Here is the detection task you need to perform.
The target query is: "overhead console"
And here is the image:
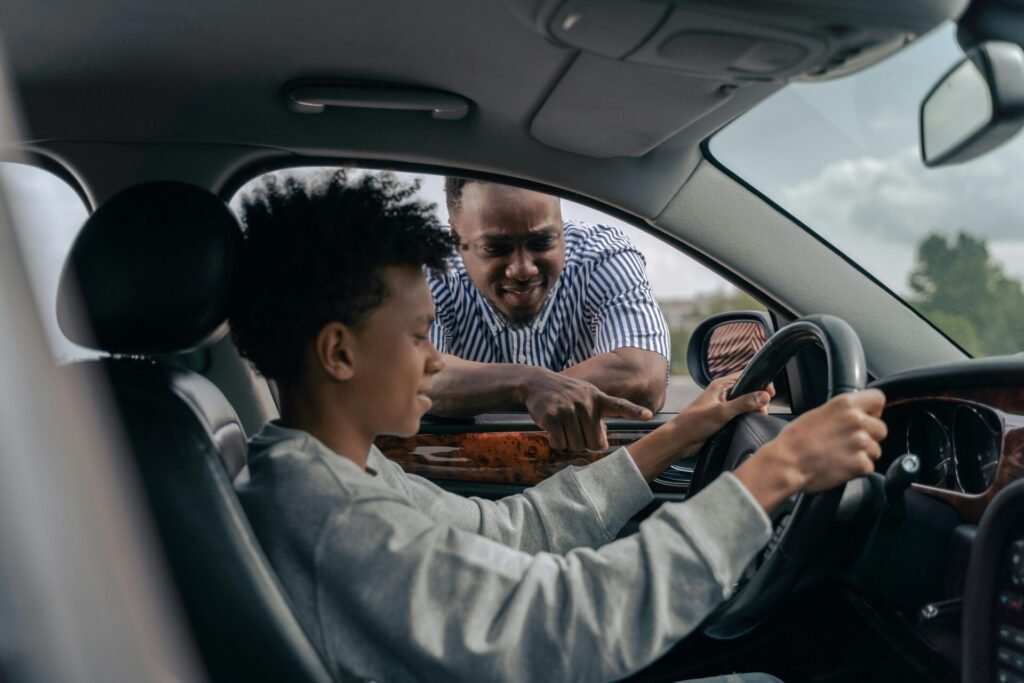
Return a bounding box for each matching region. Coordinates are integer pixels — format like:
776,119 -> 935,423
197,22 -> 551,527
502,0 -> 967,157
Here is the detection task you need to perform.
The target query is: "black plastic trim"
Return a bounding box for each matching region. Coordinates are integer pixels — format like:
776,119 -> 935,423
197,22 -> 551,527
963,477 -> 1024,682
871,356 -> 1024,394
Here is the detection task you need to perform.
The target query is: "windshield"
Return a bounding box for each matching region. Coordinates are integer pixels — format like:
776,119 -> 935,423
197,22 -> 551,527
711,23 -> 1024,358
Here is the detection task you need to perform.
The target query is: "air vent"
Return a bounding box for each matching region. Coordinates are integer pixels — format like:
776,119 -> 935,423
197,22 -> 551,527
655,459 -> 695,489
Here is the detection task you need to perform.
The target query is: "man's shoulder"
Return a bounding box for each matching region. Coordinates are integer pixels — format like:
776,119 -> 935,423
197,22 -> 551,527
426,257 -> 475,311
563,220 -> 639,265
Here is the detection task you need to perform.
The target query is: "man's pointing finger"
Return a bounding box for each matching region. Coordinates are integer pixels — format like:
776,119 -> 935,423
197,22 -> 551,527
598,394 -> 653,421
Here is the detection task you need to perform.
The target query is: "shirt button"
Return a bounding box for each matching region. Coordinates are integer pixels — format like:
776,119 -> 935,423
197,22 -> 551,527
518,353 -> 526,363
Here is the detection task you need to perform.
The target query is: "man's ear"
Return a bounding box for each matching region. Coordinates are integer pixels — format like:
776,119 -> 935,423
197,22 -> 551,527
314,321 -> 356,382
449,224 -> 467,252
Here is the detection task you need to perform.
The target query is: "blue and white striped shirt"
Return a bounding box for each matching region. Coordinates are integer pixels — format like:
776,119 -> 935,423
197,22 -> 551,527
428,221 -> 670,371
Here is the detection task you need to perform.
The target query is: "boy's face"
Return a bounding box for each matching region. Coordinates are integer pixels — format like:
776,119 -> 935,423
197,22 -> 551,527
351,265 -> 443,437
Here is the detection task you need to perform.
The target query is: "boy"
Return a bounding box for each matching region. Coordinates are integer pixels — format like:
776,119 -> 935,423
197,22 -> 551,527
230,171 -> 886,682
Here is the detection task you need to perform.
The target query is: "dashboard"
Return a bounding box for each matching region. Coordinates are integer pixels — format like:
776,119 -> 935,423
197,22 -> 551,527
871,360 -> 1024,682
882,398 -> 1002,493
874,360 -> 1024,524
964,478 -> 1024,683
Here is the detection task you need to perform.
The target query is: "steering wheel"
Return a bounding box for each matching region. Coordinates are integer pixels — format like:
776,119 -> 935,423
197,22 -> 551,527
692,314 -> 867,639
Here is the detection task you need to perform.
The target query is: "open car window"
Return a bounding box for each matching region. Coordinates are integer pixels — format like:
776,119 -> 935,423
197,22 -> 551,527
231,168 -> 766,412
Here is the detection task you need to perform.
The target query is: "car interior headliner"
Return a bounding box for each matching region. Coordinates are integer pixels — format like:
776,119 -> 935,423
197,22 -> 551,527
0,0 -> 965,217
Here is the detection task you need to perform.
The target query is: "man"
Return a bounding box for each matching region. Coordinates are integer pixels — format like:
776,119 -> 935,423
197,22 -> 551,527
428,178 -> 670,450
230,170 -> 887,683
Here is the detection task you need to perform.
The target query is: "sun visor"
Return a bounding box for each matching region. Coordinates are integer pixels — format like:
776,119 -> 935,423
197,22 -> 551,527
530,54 -> 737,157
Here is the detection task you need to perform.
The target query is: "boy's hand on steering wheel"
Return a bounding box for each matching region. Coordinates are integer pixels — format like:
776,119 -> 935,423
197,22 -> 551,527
626,372 -> 772,481
673,372 -> 774,448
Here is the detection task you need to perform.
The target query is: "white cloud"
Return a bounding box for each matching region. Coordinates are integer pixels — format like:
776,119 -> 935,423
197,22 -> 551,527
777,141 -> 1024,293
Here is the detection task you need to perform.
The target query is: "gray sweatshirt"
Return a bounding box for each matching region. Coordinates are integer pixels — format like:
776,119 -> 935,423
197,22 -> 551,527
237,422 -> 772,683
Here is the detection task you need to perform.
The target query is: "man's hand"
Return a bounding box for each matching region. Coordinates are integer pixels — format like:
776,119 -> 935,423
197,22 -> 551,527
671,373 -> 774,450
520,368 -> 653,451
735,389 -> 888,512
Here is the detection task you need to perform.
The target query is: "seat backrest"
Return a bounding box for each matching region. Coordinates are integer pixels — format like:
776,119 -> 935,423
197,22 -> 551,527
57,182 -> 334,683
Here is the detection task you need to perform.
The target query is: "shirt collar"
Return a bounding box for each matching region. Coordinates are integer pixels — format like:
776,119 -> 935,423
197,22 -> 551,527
252,421 -> 378,476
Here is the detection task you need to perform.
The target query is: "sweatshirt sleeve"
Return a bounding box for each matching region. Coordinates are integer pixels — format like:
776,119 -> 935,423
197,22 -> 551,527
314,471 -> 772,683
373,445 -> 653,554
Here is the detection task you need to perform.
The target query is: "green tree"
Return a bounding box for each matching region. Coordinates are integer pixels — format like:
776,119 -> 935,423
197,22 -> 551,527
669,328 -> 691,376
908,231 -> 1024,356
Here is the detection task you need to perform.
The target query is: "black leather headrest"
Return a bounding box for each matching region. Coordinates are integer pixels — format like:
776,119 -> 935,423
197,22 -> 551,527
58,182 -> 242,354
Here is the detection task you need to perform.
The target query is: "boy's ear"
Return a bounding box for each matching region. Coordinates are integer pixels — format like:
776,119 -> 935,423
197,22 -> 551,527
314,322 -> 356,382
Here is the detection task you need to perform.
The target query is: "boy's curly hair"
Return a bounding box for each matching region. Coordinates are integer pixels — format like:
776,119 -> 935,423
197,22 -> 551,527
229,170 -> 454,383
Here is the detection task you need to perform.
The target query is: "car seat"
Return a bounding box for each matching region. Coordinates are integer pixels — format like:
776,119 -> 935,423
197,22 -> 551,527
56,181 -> 334,683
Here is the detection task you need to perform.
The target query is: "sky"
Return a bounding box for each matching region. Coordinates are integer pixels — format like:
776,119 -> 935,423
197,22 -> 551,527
712,23 -> 1024,296
11,20 -> 1024,358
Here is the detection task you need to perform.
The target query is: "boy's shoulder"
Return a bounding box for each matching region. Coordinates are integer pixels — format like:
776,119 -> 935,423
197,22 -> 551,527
240,423 -> 404,510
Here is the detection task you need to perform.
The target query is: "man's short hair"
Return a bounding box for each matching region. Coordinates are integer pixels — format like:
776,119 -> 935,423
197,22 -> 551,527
229,170 -> 453,383
444,176 -> 486,217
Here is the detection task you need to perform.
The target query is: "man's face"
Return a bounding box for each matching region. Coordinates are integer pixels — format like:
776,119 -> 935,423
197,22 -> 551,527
450,184 -> 565,322
350,266 -> 443,437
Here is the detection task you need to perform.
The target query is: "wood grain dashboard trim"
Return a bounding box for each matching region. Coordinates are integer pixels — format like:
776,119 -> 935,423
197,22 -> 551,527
376,430 -> 652,486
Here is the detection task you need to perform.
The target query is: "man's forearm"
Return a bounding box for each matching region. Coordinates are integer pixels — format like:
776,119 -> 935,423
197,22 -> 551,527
427,354 -> 537,416
561,348 -> 668,411
429,354 -> 655,450
430,349 -> 667,418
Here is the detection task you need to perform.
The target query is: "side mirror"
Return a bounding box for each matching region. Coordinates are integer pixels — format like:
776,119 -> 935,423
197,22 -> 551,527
686,311 -> 773,388
921,41 -> 1024,167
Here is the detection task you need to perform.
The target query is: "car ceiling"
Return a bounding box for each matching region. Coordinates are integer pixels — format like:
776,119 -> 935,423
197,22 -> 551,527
0,0 -> 974,377
0,0 -> 965,216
